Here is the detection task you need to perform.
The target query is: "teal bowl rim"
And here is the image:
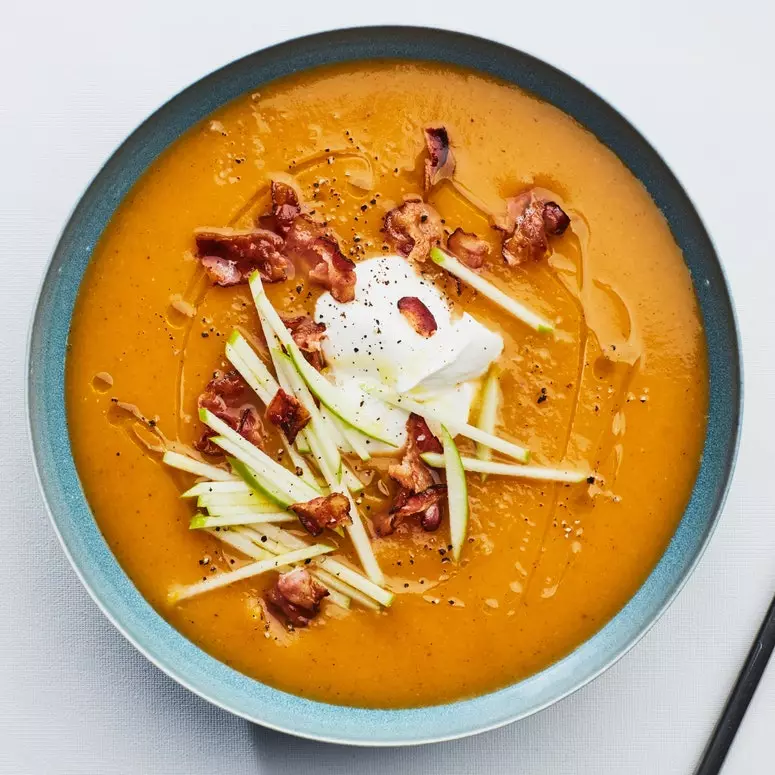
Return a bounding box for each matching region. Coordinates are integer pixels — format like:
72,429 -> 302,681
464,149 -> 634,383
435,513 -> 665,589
27,26 -> 742,746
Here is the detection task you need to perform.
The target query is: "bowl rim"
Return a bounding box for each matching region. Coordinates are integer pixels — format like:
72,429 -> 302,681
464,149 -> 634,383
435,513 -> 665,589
27,25 -> 743,746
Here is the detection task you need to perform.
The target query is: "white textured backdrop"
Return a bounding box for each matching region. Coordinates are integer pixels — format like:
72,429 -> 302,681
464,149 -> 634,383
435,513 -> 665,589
1,1 -> 773,773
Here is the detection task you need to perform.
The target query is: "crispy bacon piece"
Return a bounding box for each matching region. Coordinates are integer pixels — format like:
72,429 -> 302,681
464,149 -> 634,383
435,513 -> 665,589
387,455 -> 433,493
256,181 -> 303,235
281,216 -> 357,303
283,214 -> 322,257
280,313 -> 328,371
391,484 -> 447,520
265,568 -> 329,627
542,201 -> 571,236
496,191 -> 571,266
372,510 -> 397,538
388,414 -> 442,491
408,413 -> 443,454
375,485 -> 446,536
291,493 -> 352,537
270,181 -> 301,235
196,402 -> 265,454
195,228 -> 290,285
424,127 -> 455,191
235,407 -> 265,448
499,192 -> 547,265
265,388 -> 310,444
307,236 -> 357,303
380,414 -> 444,535
276,568 -> 328,609
195,370 -> 265,455
447,227 -> 490,270
383,198 -> 443,263
397,296 -> 437,337
205,370 -> 245,399
199,255 -> 242,286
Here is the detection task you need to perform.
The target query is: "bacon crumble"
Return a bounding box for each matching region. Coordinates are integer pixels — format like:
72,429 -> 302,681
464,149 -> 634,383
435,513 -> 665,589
447,227 -> 490,270
205,370 -> 245,399
235,407 -> 264,447
390,484 -> 447,520
281,216 -> 357,303
265,568 -> 329,628
291,492 -> 352,537
195,228 -> 290,285
375,484 -> 446,536
387,415 -> 442,492
265,388 -> 311,444
542,201 -> 571,236
409,414 -> 444,454
424,127 -> 455,191
199,255 -> 242,286
307,236 -> 357,303
269,181 -> 301,235
200,180 -> 357,301
397,296 -> 437,337
388,452 -> 434,494
280,313 -> 327,371
195,370 -> 265,455
383,198 -> 444,263
282,214 -> 322,256
496,191 -> 571,266
379,414 -> 444,536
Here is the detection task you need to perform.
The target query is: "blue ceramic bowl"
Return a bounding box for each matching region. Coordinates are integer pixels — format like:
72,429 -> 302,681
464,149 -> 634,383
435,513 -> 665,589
28,27 -> 742,745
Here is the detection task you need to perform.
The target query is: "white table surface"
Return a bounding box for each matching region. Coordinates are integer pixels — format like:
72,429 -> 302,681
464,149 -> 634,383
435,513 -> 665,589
2,1 -> 773,772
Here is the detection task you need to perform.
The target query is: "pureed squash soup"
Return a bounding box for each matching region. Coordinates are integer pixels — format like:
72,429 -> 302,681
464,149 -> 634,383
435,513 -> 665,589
66,61 -> 708,708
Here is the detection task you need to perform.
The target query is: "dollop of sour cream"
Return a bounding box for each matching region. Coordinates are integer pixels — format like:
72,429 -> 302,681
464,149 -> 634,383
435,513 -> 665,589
315,255 -> 503,450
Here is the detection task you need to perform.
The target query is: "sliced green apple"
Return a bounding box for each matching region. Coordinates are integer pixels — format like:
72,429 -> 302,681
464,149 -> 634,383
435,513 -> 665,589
256,524 -> 394,607
204,526 -> 274,561
475,368 -> 501,482
200,408 -> 319,503
168,543 -> 333,603
181,480 -> 251,498
225,455 -> 295,510
323,407 -> 372,461
280,434 -> 324,494
430,247 -> 554,333
441,425 -> 469,562
362,385 -> 530,464
190,512 -> 293,529
301,428 -> 383,584
196,491 -> 280,510
162,450 -> 236,482
271,348 -> 342,479
308,566 -> 376,611
226,528 -> 350,609
198,504 -> 290,519
210,364 -> 381,583
238,526 -> 286,555
475,367 -> 502,476
420,453 -> 588,483
228,332 -> 330,482
249,272 -> 401,446
225,331 -> 278,405
340,462 -> 365,494
318,551 -> 392,605
295,431 -> 311,455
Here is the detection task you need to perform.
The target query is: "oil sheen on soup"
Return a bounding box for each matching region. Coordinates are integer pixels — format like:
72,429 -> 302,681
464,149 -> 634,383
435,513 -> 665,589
66,62 -> 708,708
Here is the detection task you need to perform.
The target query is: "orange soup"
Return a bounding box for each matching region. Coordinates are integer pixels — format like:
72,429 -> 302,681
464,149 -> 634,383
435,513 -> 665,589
66,61 -> 708,708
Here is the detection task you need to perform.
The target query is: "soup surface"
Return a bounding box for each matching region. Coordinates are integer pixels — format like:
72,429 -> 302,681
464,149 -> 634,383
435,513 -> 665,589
67,61 -> 708,708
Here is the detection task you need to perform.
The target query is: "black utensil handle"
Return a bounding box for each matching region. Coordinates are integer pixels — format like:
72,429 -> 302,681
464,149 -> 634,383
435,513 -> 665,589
695,593 -> 775,775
